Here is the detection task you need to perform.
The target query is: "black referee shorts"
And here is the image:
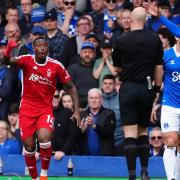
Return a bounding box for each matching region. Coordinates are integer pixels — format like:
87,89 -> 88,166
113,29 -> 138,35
119,81 -> 154,127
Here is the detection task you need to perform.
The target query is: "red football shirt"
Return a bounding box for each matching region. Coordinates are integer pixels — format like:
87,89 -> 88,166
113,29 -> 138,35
16,55 -> 71,113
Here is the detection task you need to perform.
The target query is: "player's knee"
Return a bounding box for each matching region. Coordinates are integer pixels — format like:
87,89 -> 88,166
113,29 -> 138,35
39,141 -> 51,149
165,136 -> 179,147
23,141 -> 36,152
24,149 -> 36,156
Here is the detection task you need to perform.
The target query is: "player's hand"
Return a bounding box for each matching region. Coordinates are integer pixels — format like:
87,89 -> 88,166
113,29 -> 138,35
54,151 -> 65,160
150,104 -> 161,123
143,1 -> 159,17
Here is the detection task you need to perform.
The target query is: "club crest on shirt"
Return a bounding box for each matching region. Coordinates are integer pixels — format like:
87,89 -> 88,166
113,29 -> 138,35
47,69 -> 51,77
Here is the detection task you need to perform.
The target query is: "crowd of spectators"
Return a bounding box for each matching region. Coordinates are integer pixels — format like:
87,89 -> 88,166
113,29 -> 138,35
0,0 -> 179,160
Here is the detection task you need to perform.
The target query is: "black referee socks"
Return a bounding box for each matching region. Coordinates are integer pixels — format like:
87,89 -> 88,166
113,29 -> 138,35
137,135 -> 150,173
124,137 -> 138,179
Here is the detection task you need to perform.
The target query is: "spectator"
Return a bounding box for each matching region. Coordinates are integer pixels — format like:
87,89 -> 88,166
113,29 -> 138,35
60,0 -> 80,37
5,6 -> 19,24
0,120 -> 22,154
116,0 -> 132,10
112,8 -> 131,42
44,8 -> 69,64
0,38 -> 7,60
26,25 -> 46,54
31,4 -> 45,27
77,88 -> 116,156
149,127 -> 164,157
101,74 -> 124,155
93,38 -> 117,87
61,15 -> 91,67
89,0 -> 105,18
68,42 -> 98,108
94,0 -> 117,39
19,0 -> 33,36
0,38 -> 17,119
61,92 -> 74,111
52,89 -> 78,160
85,32 -> 101,59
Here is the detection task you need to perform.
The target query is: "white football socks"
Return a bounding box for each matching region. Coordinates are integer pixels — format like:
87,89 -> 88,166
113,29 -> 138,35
175,151 -> 180,180
163,146 -> 176,180
40,169 -> 48,176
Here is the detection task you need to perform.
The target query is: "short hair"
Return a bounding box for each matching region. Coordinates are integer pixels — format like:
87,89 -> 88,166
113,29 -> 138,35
102,74 -> 115,82
32,37 -> 47,47
77,15 -> 90,26
149,126 -> 162,138
157,27 -> 176,47
88,88 -> 102,97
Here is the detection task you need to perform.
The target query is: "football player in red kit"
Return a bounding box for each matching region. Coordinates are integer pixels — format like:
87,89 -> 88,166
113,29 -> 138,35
3,37 -> 80,180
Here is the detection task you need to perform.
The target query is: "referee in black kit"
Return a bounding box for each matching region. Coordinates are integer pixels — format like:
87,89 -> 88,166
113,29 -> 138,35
112,7 -> 164,180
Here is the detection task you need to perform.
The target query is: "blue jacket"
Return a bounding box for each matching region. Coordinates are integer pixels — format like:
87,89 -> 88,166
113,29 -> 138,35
0,138 -> 22,155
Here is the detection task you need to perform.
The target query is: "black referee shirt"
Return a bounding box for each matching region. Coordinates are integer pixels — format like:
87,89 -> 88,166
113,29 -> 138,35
112,29 -> 163,83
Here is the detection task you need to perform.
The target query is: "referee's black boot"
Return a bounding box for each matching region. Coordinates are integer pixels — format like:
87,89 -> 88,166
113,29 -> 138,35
141,171 -> 150,180
129,175 -> 136,180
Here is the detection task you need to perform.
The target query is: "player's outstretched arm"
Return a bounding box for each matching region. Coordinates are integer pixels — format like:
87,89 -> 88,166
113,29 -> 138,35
143,1 -> 180,37
63,80 -> 81,126
2,39 -> 20,66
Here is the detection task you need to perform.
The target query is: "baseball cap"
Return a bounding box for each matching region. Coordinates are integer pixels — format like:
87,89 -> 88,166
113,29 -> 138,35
44,9 -> 57,21
0,38 -> 7,46
31,6 -> 45,23
100,38 -> 113,49
85,33 -> 99,42
81,42 -> 95,50
31,26 -> 46,35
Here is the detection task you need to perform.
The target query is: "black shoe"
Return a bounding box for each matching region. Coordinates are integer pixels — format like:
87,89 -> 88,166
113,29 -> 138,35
141,171 -> 150,180
129,175 -> 136,180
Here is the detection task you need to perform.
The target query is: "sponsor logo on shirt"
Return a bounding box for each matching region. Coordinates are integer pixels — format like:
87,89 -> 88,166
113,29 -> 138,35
164,123 -> 169,129
29,73 -> 52,85
33,66 -> 38,70
47,68 -> 51,77
172,72 -> 180,82
170,60 -> 175,65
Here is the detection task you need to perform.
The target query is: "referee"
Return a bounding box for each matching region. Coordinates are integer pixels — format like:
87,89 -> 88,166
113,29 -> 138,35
112,7 -> 163,180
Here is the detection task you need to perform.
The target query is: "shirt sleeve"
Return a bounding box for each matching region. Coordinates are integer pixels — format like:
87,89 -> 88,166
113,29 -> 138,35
159,16 -> 180,38
57,63 -> 71,84
112,40 -> 122,67
16,55 -> 30,68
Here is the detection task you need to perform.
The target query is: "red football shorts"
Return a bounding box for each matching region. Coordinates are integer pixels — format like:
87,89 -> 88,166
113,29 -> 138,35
19,108 -> 54,140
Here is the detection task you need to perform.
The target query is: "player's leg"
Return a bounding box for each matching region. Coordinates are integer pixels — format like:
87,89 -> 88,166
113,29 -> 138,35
123,125 -> 138,180
138,87 -> 154,180
161,106 -> 179,180
37,114 -> 54,179
138,127 -> 149,180
23,136 -> 38,180
120,82 -> 139,180
175,141 -> 180,180
19,114 -> 38,180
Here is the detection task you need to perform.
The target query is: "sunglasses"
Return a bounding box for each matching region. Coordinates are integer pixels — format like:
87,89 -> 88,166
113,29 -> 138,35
64,1 -> 76,6
53,95 -> 59,98
106,0 -> 116,3
150,136 -> 163,141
